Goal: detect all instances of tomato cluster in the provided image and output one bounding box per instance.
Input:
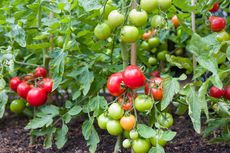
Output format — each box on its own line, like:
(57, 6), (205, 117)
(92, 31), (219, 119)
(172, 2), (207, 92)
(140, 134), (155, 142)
(209, 85), (230, 100)
(9, 67), (53, 113)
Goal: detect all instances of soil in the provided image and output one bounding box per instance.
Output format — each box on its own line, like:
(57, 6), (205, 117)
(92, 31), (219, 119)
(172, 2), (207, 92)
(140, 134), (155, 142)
(0, 111), (229, 153)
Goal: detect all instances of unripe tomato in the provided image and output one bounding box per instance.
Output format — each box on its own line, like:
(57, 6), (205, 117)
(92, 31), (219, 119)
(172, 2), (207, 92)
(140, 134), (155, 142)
(108, 103), (124, 120)
(108, 10), (124, 28)
(132, 139), (151, 153)
(143, 31), (152, 40)
(172, 15), (180, 28)
(121, 26), (139, 43)
(209, 16), (226, 32)
(145, 77), (163, 101)
(209, 86), (223, 98)
(10, 99), (25, 114)
(157, 51), (168, 61)
(107, 72), (125, 97)
(140, 0), (158, 13)
(106, 120), (123, 136)
(134, 94), (153, 112)
(158, 0), (172, 11)
(216, 31), (230, 42)
(122, 65), (146, 89)
(151, 15), (165, 28)
(158, 112), (174, 128)
(129, 9), (148, 27)
(122, 139), (131, 148)
(209, 3), (219, 13)
(148, 57), (158, 65)
(100, 4), (116, 19)
(17, 82), (32, 99)
(141, 41), (150, 50)
(120, 114), (136, 131)
(39, 78), (53, 93)
(129, 130), (139, 140)
(94, 23), (111, 40)
(97, 113), (109, 129)
(148, 37), (160, 48)
(9, 77), (22, 92)
(224, 86), (230, 100)
(27, 88), (47, 106)
(35, 67), (47, 78)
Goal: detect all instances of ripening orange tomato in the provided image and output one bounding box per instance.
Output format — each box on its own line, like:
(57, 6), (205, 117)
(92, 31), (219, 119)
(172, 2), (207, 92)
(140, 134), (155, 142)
(172, 15), (180, 28)
(120, 114), (136, 131)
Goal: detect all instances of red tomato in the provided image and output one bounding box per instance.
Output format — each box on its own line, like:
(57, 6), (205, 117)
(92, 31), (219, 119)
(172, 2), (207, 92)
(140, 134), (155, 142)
(224, 85), (230, 100)
(145, 77), (163, 101)
(209, 16), (226, 32)
(27, 88), (47, 106)
(171, 15), (180, 28)
(209, 3), (219, 13)
(118, 93), (136, 111)
(120, 114), (136, 131)
(9, 77), (22, 92)
(209, 86), (223, 98)
(35, 67), (47, 78)
(17, 82), (32, 99)
(39, 78), (53, 93)
(107, 72), (125, 97)
(150, 70), (160, 77)
(123, 65), (146, 89)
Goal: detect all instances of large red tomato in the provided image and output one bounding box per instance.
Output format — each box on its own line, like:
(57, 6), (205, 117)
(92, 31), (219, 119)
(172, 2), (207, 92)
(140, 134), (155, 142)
(107, 72), (125, 97)
(39, 78), (53, 93)
(35, 67), (47, 78)
(9, 77), (22, 92)
(145, 77), (163, 101)
(17, 82), (32, 99)
(123, 66), (146, 89)
(27, 88), (47, 106)
(209, 16), (226, 32)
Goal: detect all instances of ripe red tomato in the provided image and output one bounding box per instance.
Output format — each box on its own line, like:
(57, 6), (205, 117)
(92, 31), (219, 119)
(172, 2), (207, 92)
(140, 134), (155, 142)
(123, 65), (146, 89)
(145, 77), (163, 101)
(143, 30), (152, 40)
(107, 72), (125, 97)
(209, 86), (223, 98)
(209, 16), (226, 32)
(27, 88), (47, 106)
(209, 3), (219, 13)
(35, 67), (47, 78)
(9, 77), (22, 92)
(17, 82), (32, 99)
(120, 114), (136, 131)
(224, 86), (230, 100)
(172, 15), (180, 28)
(150, 70), (160, 77)
(39, 78), (53, 93)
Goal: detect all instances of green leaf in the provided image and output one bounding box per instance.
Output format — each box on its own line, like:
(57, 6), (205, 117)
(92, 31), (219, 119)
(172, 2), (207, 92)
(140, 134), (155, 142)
(83, 96), (107, 116)
(161, 77), (180, 110)
(26, 43), (50, 50)
(72, 90), (81, 100)
(149, 145), (165, 153)
(78, 0), (102, 11)
(12, 25), (26, 47)
(204, 118), (229, 137)
(136, 124), (156, 139)
(161, 131), (176, 141)
(68, 105), (82, 116)
(192, 66), (206, 80)
(198, 80), (210, 120)
(43, 127), (56, 149)
(0, 78), (6, 91)
(55, 124), (68, 149)
(227, 46), (230, 61)
(0, 91), (8, 118)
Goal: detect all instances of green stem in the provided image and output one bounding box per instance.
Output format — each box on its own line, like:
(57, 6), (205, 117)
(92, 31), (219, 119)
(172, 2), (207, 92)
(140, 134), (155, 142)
(14, 60), (40, 67)
(113, 135), (122, 153)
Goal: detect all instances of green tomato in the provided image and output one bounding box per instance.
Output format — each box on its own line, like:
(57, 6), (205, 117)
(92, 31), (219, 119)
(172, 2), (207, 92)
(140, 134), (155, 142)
(129, 130), (139, 140)
(148, 57), (158, 65)
(150, 48), (157, 54)
(108, 10), (124, 28)
(141, 41), (150, 50)
(134, 94), (154, 112)
(108, 103), (124, 119)
(148, 37), (160, 48)
(97, 113), (109, 130)
(122, 139), (131, 148)
(158, 0), (172, 11)
(106, 120), (123, 136)
(132, 139), (151, 153)
(158, 112), (174, 128)
(216, 31), (230, 42)
(129, 9), (148, 27)
(10, 99), (25, 114)
(140, 0), (158, 13)
(94, 23), (111, 40)
(151, 15), (166, 28)
(150, 130), (167, 147)
(157, 51), (168, 61)
(121, 26), (139, 43)
(100, 4), (116, 19)
(175, 48), (183, 55)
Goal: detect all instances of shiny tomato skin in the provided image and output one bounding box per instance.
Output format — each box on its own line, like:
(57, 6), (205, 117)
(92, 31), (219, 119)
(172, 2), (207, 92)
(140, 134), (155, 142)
(150, 70), (160, 77)
(107, 72), (125, 97)
(106, 120), (123, 136)
(145, 77), (163, 101)
(35, 67), (47, 78)
(10, 99), (25, 114)
(17, 82), (32, 99)
(97, 113), (109, 130)
(108, 103), (124, 120)
(123, 65), (146, 89)
(10, 77), (22, 92)
(209, 86), (223, 98)
(158, 112), (174, 128)
(209, 16), (226, 32)
(27, 88), (47, 106)
(120, 114), (136, 131)
(209, 3), (219, 13)
(132, 139), (151, 153)
(172, 15), (180, 28)
(224, 86), (230, 100)
(134, 94), (153, 112)
(39, 78), (53, 93)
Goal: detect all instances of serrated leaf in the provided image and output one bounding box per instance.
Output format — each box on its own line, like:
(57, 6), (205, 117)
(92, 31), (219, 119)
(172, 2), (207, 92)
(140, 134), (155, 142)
(137, 124), (155, 138)
(12, 25), (26, 47)
(83, 96), (107, 116)
(43, 127), (56, 149)
(161, 131), (176, 141)
(68, 105), (82, 116)
(187, 33), (208, 56)
(0, 91), (8, 118)
(78, 0), (102, 11)
(166, 55), (193, 73)
(161, 77), (180, 110)
(55, 124), (68, 149)
(25, 115), (53, 129)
